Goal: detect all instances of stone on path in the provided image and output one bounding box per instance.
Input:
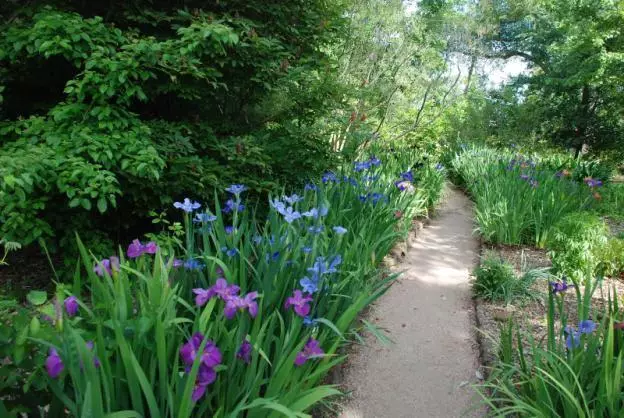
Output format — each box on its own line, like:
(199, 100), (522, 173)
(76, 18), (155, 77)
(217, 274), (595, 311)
(339, 186), (485, 418)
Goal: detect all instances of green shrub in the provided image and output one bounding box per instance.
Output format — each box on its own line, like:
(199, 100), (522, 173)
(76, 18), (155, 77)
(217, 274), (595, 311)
(473, 252), (543, 304)
(598, 238), (624, 278)
(547, 213), (609, 283)
(0, 2), (350, 255)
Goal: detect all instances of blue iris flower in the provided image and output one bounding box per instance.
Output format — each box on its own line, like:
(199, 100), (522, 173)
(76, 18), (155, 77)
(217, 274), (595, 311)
(302, 246), (313, 254)
(354, 161), (371, 172)
(401, 171), (414, 182)
(184, 259), (204, 270)
(300, 275), (319, 293)
(322, 172), (338, 183)
(305, 183), (318, 191)
(283, 207), (302, 223)
(303, 316), (319, 327)
(308, 225), (324, 234)
(284, 194), (303, 204)
(333, 226), (348, 235)
(194, 213), (217, 223)
(225, 226), (234, 234)
(174, 198), (201, 213)
(225, 184), (247, 195)
(369, 156), (381, 166)
(222, 199), (244, 214)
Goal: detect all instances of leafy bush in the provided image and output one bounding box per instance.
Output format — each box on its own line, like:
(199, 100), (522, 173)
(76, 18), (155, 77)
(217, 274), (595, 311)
(0, 155), (445, 416)
(0, 2), (350, 254)
(473, 251), (545, 304)
(479, 280), (624, 417)
(547, 213), (609, 283)
(598, 238), (624, 278)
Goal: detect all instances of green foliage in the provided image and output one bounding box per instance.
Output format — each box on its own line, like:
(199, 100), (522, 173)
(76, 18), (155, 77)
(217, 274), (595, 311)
(597, 238), (624, 278)
(0, 1), (350, 254)
(450, 146), (599, 247)
(547, 213), (610, 283)
(478, 280), (624, 417)
(473, 251), (545, 304)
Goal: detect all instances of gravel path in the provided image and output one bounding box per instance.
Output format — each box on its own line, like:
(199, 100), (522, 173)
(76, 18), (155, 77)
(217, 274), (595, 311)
(339, 186), (485, 418)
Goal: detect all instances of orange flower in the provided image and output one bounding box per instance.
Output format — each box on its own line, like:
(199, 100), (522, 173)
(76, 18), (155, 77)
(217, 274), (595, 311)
(593, 192), (602, 200)
(562, 169), (571, 176)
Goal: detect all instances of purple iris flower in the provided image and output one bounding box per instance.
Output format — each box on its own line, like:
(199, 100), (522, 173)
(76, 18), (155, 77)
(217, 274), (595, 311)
(194, 213), (217, 223)
(305, 183), (319, 191)
(93, 256), (120, 277)
(195, 279), (240, 306)
(520, 174), (529, 181)
(343, 176), (358, 186)
(224, 291), (259, 320)
(285, 290), (313, 317)
(224, 226), (234, 235)
(127, 239), (159, 258)
(46, 348), (64, 378)
(333, 226), (348, 235)
(550, 279), (569, 294)
(237, 340), (252, 364)
(302, 246), (313, 254)
(225, 248), (238, 257)
(270, 198), (287, 214)
(179, 333), (221, 402)
(174, 198), (201, 213)
(64, 296), (79, 317)
(294, 338), (324, 366)
(225, 184), (247, 195)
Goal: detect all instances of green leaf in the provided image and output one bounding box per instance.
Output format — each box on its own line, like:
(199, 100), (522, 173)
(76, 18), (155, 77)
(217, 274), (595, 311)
(97, 197), (107, 213)
(26, 290), (47, 306)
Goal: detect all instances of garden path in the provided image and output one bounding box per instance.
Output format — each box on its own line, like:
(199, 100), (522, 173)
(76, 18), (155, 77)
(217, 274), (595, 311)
(339, 186), (484, 418)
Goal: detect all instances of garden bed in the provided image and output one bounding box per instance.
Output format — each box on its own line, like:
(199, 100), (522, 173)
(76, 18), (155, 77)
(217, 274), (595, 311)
(474, 244), (624, 370)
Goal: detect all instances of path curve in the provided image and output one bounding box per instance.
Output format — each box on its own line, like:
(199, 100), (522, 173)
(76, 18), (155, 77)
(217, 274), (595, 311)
(339, 186), (484, 418)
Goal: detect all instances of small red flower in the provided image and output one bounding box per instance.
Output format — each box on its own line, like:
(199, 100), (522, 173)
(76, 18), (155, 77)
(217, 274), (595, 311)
(394, 210), (403, 219)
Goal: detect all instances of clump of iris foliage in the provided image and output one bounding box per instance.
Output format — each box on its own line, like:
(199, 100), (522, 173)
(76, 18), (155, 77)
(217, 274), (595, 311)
(450, 145), (611, 248)
(478, 277), (624, 417)
(0, 152), (444, 417)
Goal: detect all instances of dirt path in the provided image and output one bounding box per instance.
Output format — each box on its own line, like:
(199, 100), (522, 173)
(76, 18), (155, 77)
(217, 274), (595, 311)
(338, 186), (484, 418)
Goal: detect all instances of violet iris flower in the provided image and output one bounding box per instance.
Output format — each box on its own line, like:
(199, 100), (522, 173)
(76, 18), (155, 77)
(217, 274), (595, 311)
(224, 292), (259, 320)
(285, 290), (313, 317)
(127, 239), (159, 258)
(64, 296), (79, 317)
(284, 194), (303, 204)
(179, 333), (222, 402)
(93, 256), (120, 277)
(174, 198), (201, 213)
(294, 338), (324, 366)
(237, 340), (252, 364)
(550, 279), (569, 294)
(46, 348), (64, 378)
(322, 172), (338, 183)
(369, 156), (381, 166)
